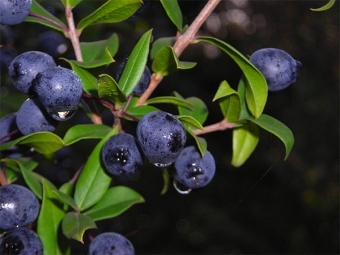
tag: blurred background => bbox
[0,0,339,254]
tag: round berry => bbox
[174,146,216,189]
[101,133,144,176]
[0,0,32,25]
[0,227,43,255]
[250,48,302,91]
[0,184,39,230]
[33,66,83,121]
[8,51,56,94]
[88,232,135,255]
[136,111,186,167]
[0,112,18,143]
[16,97,59,135]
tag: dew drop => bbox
[154,162,172,167]
[173,180,192,194]
[48,110,76,121]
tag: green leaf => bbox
[213,80,241,123]
[77,0,142,31]
[1,158,43,199]
[231,122,260,167]
[177,115,204,131]
[63,124,112,146]
[61,0,83,8]
[62,49,114,69]
[174,92,209,126]
[98,74,126,107]
[59,182,75,211]
[195,36,268,118]
[161,168,170,195]
[118,29,152,97]
[152,46,196,77]
[237,75,252,120]
[150,36,176,60]
[74,127,119,211]
[52,189,79,211]
[160,0,183,32]
[62,212,96,243]
[26,0,67,33]
[84,186,144,221]
[310,0,335,11]
[246,114,294,160]
[145,96,193,109]
[38,179,70,255]
[0,132,64,154]
[186,129,207,156]
[80,33,119,62]
[3,159,39,184]
[125,105,159,120]
[61,59,98,96]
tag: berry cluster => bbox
[1,51,83,140]
[0,184,43,254]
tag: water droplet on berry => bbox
[154,162,172,167]
[173,180,192,194]
[48,110,76,121]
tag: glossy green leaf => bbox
[152,46,197,77]
[62,49,114,69]
[26,0,67,33]
[59,182,75,211]
[3,159,38,184]
[195,36,268,118]
[84,186,144,221]
[77,0,142,31]
[63,124,112,146]
[246,114,294,160]
[80,33,119,61]
[118,29,152,97]
[237,75,252,120]
[150,36,176,60]
[61,59,98,96]
[61,0,83,8]
[38,179,70,255]
[1,158,42,199]
[145,96,193,109]
[177,115,204,131]
[174,92,209,126]
[74,127,119,211]
[310,0,335,11]
[160,0,183,32]
[161,168,170,195]
[52,189,79,211]
[0,132,64,154]
[213,80,241,123]
[62,212,96,243]
[232,122,260,167]
[186,129,207,156]
[98,74,126,106]
[125,105,160,120]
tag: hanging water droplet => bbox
[173,180,192,195]
[48,110,76,121]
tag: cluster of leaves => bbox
[2,0,331,253]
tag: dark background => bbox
[0,0,339,254]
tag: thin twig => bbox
[29,12,69,32]
[0,168,8,186]
[192,119,236,136]
[136,0,221,106]
[65,7,83,61]
[0,129,18,143]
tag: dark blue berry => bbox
[136,111,186,167]
[174,146,215,189]
[33,66,83,121]
[115,56,151,96]
[0,113,18,143]
[250,48,302,91]
[0,0,32,25]
[0,184,39,230]
[8,51,56,94]
[0,227,43,255]
[101,133,144,176]
[88,232,135,255]
[16,97,59,135]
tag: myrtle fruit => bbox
[136,111,186,167]
[115,56,151,96]
[174,146,216,189]
[250,48,302,91]
[0,184,39,230]
[16,97,59,135]
[33,66,83,121]
[0,112,18,143]
[101,133,144,176]
[0,0,32,25]
[0,227,43,255]
[8,51,56,94]
[88,232,135,255]
[38,31,68,58]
